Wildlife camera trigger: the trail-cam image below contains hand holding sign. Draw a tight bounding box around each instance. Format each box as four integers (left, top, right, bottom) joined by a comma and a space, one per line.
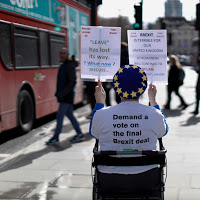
148, 83, 157, 106
128, 30, 167, 84
81, 26, 121, 82
95, 80, 106, 104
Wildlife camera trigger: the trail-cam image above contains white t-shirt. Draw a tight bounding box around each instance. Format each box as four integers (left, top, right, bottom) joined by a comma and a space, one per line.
91, 101, 167, 174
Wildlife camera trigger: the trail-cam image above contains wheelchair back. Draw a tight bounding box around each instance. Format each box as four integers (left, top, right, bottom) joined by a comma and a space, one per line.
92, 138, 167, 200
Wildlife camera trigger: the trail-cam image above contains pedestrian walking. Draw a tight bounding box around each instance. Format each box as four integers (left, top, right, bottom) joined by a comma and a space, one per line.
115, 42, 129, 104
164, 55, 188, 110
84, 81, 96, 119
70, 54, 79, 68
46, 47, 84, 145
191, 53, 200, 115
102, 82, 112, 106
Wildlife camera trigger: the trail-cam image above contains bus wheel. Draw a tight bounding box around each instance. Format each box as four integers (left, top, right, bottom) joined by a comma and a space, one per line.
18, 90, 34, 133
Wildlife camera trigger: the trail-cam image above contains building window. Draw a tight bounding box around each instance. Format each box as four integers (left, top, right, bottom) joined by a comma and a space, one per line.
0, 22, 13, 69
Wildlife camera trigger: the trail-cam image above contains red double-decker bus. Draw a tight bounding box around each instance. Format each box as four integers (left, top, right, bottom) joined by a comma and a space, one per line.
0, 0, 98, 133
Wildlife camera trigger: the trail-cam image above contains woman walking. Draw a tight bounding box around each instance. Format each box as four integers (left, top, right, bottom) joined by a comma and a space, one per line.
164, 55, 188, 110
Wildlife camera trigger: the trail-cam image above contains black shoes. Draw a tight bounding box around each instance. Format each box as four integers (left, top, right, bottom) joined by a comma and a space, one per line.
70, 134, 85, 143
46, 134, 85, 145
181, 104, 188, 110
191, 110, 199, 115
164, 104, 189, 110
164, 105, 170, 110
46, 138, 59, 145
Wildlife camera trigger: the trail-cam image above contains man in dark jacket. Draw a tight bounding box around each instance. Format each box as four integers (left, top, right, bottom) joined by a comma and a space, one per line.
46, 48, 84, 145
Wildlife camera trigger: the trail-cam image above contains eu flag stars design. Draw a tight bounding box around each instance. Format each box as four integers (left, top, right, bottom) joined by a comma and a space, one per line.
130, 91, 137, 98
124, 65, 131, 69
138, 87, 144, 94
118, 68, 123, 74
142, 75, 147, 81
116, 88, 122, 94
114, 82, 120, 88
142, 82, 146, 87
112, 65, 147, 99
139, 68, 144, 74
113, 75, 118, 81
132, 65, 138, 69
123, 91, 129, 98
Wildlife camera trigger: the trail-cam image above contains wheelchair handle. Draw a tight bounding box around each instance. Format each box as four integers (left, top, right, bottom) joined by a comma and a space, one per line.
93, 149, 117, 155
93, 149, 167, 156
142, 150, 167, 156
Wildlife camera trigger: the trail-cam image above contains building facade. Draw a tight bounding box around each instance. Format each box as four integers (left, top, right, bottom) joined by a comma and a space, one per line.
155, 17, 198, 64
171, 23, 197, 57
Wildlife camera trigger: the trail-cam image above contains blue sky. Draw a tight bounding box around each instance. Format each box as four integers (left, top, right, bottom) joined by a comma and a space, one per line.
98, 0, 199, 24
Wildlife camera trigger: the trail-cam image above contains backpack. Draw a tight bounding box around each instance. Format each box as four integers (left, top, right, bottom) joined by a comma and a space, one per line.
178, 68, 185, 86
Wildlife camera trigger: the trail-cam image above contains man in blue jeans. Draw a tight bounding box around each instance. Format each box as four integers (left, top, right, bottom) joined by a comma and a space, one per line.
46, 48, 84, 145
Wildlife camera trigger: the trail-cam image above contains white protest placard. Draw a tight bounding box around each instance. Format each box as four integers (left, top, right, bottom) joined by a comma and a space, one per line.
128, 30, 167, 84
81, 26, 121, 81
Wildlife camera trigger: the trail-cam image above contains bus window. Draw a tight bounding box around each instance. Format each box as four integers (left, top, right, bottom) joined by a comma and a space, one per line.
39, 31, 50, 67
0, 22, 13, 69
14, 26, 39, 68
50, 33, 65, 67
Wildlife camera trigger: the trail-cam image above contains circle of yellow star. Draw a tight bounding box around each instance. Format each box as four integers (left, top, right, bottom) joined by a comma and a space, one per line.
124, 65, 130, 69
118, 68, 123, 74
142, 82, 146, 87
114, 75, 118, 81
116, 88, 122, 94
139, 68, 144, 74
138, 87, 144, 94
142, 75, 147, 81
123, 91, 129, 98
114, 81, 120, 88
132, 65, 138, 69
130, 91, 137, 98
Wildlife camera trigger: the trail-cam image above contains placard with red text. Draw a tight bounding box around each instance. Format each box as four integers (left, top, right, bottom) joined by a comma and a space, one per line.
128, 30, 167, 84
81, 26, 121, 81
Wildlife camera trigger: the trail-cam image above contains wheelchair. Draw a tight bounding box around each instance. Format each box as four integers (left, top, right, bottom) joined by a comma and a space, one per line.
92, 138, 167, 200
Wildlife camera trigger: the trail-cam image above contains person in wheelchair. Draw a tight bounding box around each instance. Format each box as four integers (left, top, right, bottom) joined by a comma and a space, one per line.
89, 65, 168, 198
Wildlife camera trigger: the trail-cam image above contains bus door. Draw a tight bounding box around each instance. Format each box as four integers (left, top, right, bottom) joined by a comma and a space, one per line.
0, 20, 17, 132
0, 96, 1, 133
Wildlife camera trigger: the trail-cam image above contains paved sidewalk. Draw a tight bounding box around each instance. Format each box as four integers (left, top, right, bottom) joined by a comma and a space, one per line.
0, 67, 200, 199
0, 104, 95, 199
155, 67, 200, 200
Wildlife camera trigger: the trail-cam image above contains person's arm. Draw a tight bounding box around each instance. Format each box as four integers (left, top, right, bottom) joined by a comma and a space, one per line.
89, 81, 106, 138
154, 105, 169, 137
148, 84, 169, 136
89, 103, 104, 138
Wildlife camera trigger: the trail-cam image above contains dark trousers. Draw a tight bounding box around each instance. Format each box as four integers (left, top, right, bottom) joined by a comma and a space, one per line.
85, 82, 96, 111
166, 86, 186, 108
195, 88, 200, 112
53, 103, 82, 139
105, 88, 111, 106
195, 78, 200, 112
115, 93, 121, 104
